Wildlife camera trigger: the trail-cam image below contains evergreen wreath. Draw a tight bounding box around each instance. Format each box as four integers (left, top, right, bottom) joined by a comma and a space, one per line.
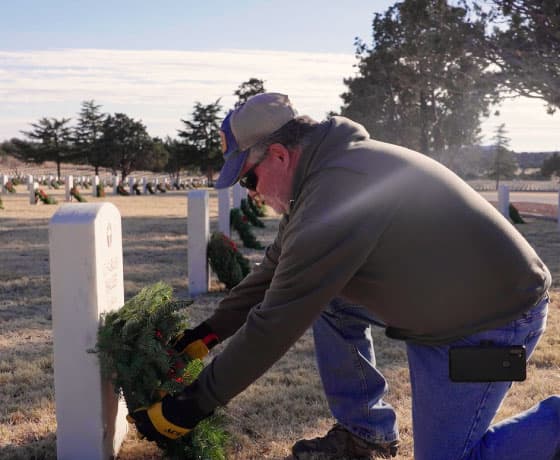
70, 186, 87, 202
207, 232, 250, 289
35, 189, 57, 205
51, 180, 60, 190
117, 184, 130, 196
96, 184, 106, 197
5, 181, 16, 193
248, 195, 266, 217
147, 182, 156, 194
92, 282, 227, 459
509, 203, 525, 224
133, 183, 142, 195
240, 198, 265, 228
230, 208, 263, 249
157, 183, 167, 193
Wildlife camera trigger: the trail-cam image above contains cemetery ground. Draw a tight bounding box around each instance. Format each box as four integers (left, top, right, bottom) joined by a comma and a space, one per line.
0, 187, 559, 460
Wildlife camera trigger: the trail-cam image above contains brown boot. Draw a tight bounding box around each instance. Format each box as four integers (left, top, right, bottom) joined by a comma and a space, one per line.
292, 423, 399, 459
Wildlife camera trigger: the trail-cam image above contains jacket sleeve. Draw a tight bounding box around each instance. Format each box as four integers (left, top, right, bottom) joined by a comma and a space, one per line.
204, 215, 288, 340
194, 170, 382, 412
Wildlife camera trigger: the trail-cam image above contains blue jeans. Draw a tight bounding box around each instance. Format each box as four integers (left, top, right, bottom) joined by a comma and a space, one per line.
313, 296, 560, 459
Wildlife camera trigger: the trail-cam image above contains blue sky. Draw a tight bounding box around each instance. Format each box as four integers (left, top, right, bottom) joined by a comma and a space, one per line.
1, 0, 558, 152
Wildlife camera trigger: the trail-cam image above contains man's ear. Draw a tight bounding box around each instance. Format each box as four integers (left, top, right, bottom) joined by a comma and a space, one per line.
267, 143, 291, 170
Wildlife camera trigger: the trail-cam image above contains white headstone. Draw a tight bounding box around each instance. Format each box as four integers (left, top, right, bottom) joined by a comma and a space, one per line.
498, 184, 510, 219
142, 177, 148, 194
27, 174, 33, 191
113, 176, 119, 195
49, 203, 127, 460
187, 190, 209, 296
0, 174, 7, 195
65, 175, 74, 202
92, 176, 100, 197
29, 181, 38, 205
232, 183, 246, 209
48, 175, 54, 189
218, 188, 231, 237
128, 177, 135, 195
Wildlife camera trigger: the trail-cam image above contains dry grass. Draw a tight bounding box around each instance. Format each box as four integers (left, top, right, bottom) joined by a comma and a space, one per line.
0, 187, 559, 460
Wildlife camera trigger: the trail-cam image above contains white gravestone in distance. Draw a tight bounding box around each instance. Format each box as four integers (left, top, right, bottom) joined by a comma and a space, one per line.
65, 175, 74, 202
232, 182, 246, 209
49, 203, 128, 460
218, 188, 231, 237
187, 190, 210, 296
498, 184, 510, 219
92, 175, 100, 197
0, 174, 7, 195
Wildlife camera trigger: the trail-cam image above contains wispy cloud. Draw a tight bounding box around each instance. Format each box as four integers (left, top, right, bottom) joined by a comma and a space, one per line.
0, 48, 356, 138
0, 48, 558, 151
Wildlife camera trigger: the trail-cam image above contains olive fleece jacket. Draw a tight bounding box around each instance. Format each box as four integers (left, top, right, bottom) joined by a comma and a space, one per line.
195, 116, 551, 412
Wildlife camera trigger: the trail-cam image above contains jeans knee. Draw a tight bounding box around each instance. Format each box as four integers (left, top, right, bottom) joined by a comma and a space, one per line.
543, 395, 560, 426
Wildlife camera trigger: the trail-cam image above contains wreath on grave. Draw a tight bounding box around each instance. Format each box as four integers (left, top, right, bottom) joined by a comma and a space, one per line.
0, 195, 3, 210
147, 182, 156, 194
35, 189, 58, 205
207, 233, 251, 289
240, 198, 265, 228
133, 183, 142, 195
5, 181, 16, 193
51, 180, 60, 190
248, 195, 267, 217
509, 203, 525, 224
12, 177, 21, 186
70, 186, 87, 202
96, 184, 106, 197
117, 184, 130, 196
230, 208, 263, 249
157, 183, 167, 193
92, 282, 227, 459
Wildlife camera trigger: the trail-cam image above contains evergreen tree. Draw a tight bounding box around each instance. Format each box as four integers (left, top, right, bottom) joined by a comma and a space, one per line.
234, 78, 266, 108
541, 153, 560, 179
20, 117, 74, 178
487, 123, 517, 188
74, 100, 107, 175
472, 0, 560, 112
100, 113, 154, 181
178, 100, 223, 181
341, 0, 496, 159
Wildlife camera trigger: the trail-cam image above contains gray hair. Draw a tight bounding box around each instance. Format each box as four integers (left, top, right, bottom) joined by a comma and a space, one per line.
248, 115, 319, 163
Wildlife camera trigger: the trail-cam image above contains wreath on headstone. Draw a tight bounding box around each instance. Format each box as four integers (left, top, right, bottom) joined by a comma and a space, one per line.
230, 209, 263, 249
133, 183, 142, 195
248, 195, 266, 217
91, 282, 227, 459
509, 203, 525, 224
207, 232, 251, 289
240, 198, 265, 228
5, 181, 16, 193
157, 183, 167, 193
51, 180, 61, 190
96, 184, 106, 197
35, 189, 58, 205
70, 186, 87, 202
147, 182, 156, 194
117, 184, 130, 196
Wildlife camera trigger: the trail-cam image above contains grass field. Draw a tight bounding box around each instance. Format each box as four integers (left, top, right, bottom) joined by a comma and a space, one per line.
0, 186, 559, 459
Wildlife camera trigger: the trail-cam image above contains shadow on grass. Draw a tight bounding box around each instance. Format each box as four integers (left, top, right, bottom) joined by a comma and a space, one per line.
0, 433, 56, 460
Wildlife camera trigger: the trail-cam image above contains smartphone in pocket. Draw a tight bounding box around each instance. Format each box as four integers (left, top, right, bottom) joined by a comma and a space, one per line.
449, 345, 526, 382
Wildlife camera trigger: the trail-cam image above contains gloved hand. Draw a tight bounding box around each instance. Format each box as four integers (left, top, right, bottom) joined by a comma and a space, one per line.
173, 322, 219, 359
127, 382, 213, 443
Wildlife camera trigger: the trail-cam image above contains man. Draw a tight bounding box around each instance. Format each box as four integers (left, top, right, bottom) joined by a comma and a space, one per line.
130, 93, 559, 459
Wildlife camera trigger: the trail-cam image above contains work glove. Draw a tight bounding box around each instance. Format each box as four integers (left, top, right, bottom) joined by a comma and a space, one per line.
173, 322, 219, 359
127, 382, 213, 443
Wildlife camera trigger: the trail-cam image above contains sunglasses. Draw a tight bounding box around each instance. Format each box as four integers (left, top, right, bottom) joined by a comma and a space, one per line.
239, 163, 259, 191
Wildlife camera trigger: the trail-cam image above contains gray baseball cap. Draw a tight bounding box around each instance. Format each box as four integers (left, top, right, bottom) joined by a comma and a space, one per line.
215, 92, 297, 189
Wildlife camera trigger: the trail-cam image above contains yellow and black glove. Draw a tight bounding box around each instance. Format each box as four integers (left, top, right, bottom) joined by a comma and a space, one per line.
127, 382, 213, 443
173, 322, 219, 359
